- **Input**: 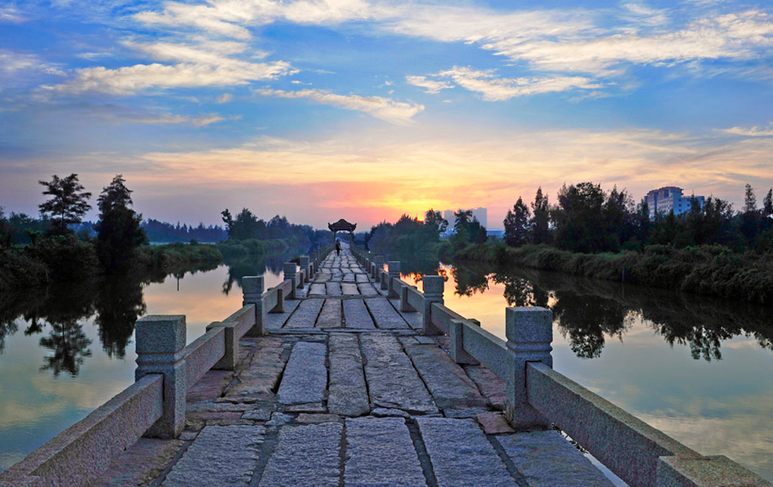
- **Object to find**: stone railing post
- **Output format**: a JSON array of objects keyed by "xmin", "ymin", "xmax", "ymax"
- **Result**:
[
  {"xmin": 422, "ymin": 275, "xmax": 444, "ymax": 335},
  {"xmin": 400, "ymin": 285, "xmax": 417, "ymax": 312},
  {"xmin": 207, "ymin": 321, "xmax": 238, "ymax": 370},
  {"xmin": 299, "ymin": 255, "xmax": 310, "ymax": 285},
  {"xmin": 373, "ymin": 256, "xmax": 384, "ymax": 279},
  {"xmin": 135, "ymin": 315, "xmax": 187, "ymax": 438},
  {"xmin": 242, "ymin": 276, "xmax": 265, "ymax": 336},
  {"xmin": 505, "ymin": 307, "xmax": 553, "ymax": 429},
  {"xmin": 283, "ymin": 262, "xmax": 297, "ymax": 299},
  {"xmin": 387, "ymin": 261, "xmax": 401, "ymax": 298}
]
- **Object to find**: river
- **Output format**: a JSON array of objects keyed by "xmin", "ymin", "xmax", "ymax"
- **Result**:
[{"xmin": 0, "ymin": 256, "xmax": 771, "ymax": 481}]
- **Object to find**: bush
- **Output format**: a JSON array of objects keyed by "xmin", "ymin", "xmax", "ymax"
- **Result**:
[{"xmin": 30, "ymin": 234, "xmax": 98, "ymax": 282}]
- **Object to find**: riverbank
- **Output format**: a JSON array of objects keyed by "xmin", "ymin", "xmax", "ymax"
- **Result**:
[{"xmin": 446, "ymin": 242, "xmax": 773, "ymax": 305}]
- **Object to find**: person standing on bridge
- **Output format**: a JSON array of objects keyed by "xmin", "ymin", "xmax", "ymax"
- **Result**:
[{"xmin": 335, "ymin": 240, "xmax": 341, "ymax": 256}]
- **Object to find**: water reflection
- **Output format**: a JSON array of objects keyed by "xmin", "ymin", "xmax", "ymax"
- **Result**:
[{"xmin": 221, "ymin": 252, "xmax": 289, "ymax": 295}]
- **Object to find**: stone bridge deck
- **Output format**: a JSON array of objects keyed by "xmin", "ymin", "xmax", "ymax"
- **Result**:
[{"xmin": 92, "ymin": 250, "xmax": 614, "ymax": 487}]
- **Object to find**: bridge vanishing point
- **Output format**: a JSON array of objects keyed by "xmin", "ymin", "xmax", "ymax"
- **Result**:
[{"xmin": 1, "ymin": 243, "xmax": 769, "ymax": 487}]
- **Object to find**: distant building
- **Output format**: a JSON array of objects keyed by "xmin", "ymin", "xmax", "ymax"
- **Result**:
[
  {"xmin": 487, "ymin": 229, "xmax": 504, "ymax": 239},
  {"xmin": 645, "ymin": 186, "xmax": 704, "ymax": 219}
]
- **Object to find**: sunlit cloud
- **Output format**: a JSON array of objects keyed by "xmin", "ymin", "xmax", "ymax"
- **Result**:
[
  {"xmin": 254, "ymin": 88, "xmax": 424, "ymax": 123},
  {"xmin": 721, "ymin": 124, "xmax": 773, "ymax": 137},
  {"xmin": 216, "ymin": 93, "xmax": 233, "ymax": 103},
  {"xmin": 405, "ymin": 75, "xmax": 453, "ymax": 94}
]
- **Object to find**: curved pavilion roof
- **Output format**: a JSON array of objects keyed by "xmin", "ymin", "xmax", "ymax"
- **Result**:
[{"xmin": 328, "ymin": 219, "xmax": 357, "ymax": 232}]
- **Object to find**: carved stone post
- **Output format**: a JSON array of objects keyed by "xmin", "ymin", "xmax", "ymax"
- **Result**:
[
  {"xmin": 400, "ymin": 285, "xmax": 417, "ymax": 312},
  {"xmin": 135, "ymin": 315, "xmax": 187, "ymax": 438},
  {"xmin": 242, "ymin": 276, "xmax": 265, "ymax": 336},
  {"xmin": 388, "ymin": 261, "xmax": 401, "ymax": 298},
  {"xmin": 505, "ymin": 307, "xmax": 553, "ymax": 429},
  {"xmin": 207, "ymin": 321, "xmax": 238, "ymax": 370},
  {"xmin": 283, "ymin": 262, "xmax": 298, "ymax": 299},
  {"xmin": 449, "ymin": 319, "xmax": 479, "ymax": 365},
  {"xmin": 421, "ymin": 275, "xmax": 444, "ymax": 336}
]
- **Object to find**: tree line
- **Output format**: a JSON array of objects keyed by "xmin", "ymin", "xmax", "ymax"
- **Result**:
[{"xmin": 503, "ymin": 182, "xmax": 773, "ymax": 253}]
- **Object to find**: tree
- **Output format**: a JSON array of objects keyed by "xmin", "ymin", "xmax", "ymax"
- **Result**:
[
  {"xmin": 453, "ymin": 209, "xmax": 473, "ymax": 232},
  {"xmin": 740, "ymin": 184, "xmax": 760, "ymax": 245},
  {"xmin": 530, "ymin": 187, "xmax": 551, "ymax": 244},
  {"xmin": 424, "ymin": 209, "xmax": 448, "ymax": 233},
  {"xmin": 94, "ymin": 175, "xmax": 146, "ymax": 272},
  {"xmin": 504, "ymin": 197, "xmax": 530, "ymax": 247},
  {"xmin": 39, "ymin": 174, "xmax": 92, "ymax": 235},
  {"xmin": 551, "ymin": 182, "xmax": 607, "ymax": 253},
  {"xmin": 0, "ymin": 207, "xmax": 11, "ymax": 248}
]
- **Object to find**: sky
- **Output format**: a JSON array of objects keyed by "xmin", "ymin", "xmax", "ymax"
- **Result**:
[{"xmin": 1, "ymin": 0, "xmax": 772, "ymax": 229}]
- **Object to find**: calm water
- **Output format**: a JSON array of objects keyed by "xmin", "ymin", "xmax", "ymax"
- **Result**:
[
  {"xmin": 1, "ymin": 257, "xmax": 772, "ymax": 481},
  {"xmin": 404, "ymin": 262, "xmax": 773, "ymax": 481}
]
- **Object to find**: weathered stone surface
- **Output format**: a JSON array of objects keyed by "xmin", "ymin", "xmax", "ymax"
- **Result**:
[
  {"xmin": 258, "ymin": 423, "xmax": 342, "ymax": 487},
  {"xmin": 328, "ymin": 333, "xmax": 370, "ymax": 417},
  {"xmin": 405, "ymin": 344, "xmax": 488, "ymax": 409},
  {"xmin": 316, "ymin": 299, "xmax": 342, "ymax": 328},
  {"xmin": 464, "ymin": 365, "xmax": 506, "ymax": 410},
  {"xmin": 391, "ymin": 298, "xmax": 423, "ymax": 330},
  {"xmin": 315, "ymin": 273, "xmax": 332, "ymax": 283},
  {"xmin": 365, "ymin": 297, "xmax": 409, "ymax": 329},
  {"xmin": 355, "ymin": 273, "xmax": 369, "ymax": 283},
  {"xmin": 360, "ymin": 334, "xmax": 437, "ymax": 414},
  {"xmin": 265, "ymin": 299, "xmax": 300, "ymax": 330},
  {"xmin": 266, "ymin": 412, "xmax": 292, "ymax": 426},
  {"xmin": 187, "ymin": 402, "xmax": 251, "ymax": 413},
  {"xmin": 325, "ymin": 282, "xmax": 342, "ymax": 296},
  {"xmin": 309, "ymin": 283, "xmax": 326, "ymax": 295},
  {"xmin": 416, "ymin": 417, "xmax": 515, "ymax": 487},
  {"xmin": 371, "ymin": 408, "xmax": 410, "ymax": 418},
  {"xmin": 161, "ymin": 425, "xmax": 265, "ymax": 487},
  {"xmin": 285, "ymin": 298, "xmax": 324, "ymax": 329},
  {"xmin": 186, "ymin": 411, "xmax": 244, "ymax": 424},
  {"xmin": 226, "ymin": 338, "xmax": 287, "ymax": 399},
  {"xmin": 295, "ymin": 413, "xmax": 341, "ymax": 423},
  {"xmin": 341, "ymin": 283, "xmax": 359, "ymax": 295},
  {"xmin": 284, "ymin": 402, "xmax": 326, "ymax": 413},
  {"xmin": 345, "ymin": 417, "xmax": 426, "ymax": 487},
  {"xmin": 357, "ymin": 283, "xmax": 378, "ymax": 296},
  {"xmin": 444, "ymin": 407, "xmax": 490, "ymax": 419},
  {"xmin": 277, "ymin": 342, "xmax": 327, "ymax": 404},
  {"xmin": 414, "ymin": 336, "xmax": 437, "ymax": 345},
  {"xmin": 242, "ymin": 408, "xmax": 272, "ymax": 421},
  {"xmin": 497, "ymin": 430, "xmax": 615, "ymax": 487},
  {"xmin": 186, "ymin": 370, "xmax": 233, "ymax": 403},
  {"xmin": 342, "ymin": 299, "xmax": 375, "ymax": 329},
  {"xmin": 476, "ymin": 412, "xmax": 515, "ymax": 435},
  {"xmin": 91, "ymin": 439, "xmax": 185, "ymax": 487}
]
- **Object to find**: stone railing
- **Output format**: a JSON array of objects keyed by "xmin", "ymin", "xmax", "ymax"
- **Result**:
[
  {"xmin": 0, "ymin": 249, "xmax": 332, "ymax": 487},
  {"xmin": 350, "ymin": 246, "xmax": 770, "ymax": 487}
]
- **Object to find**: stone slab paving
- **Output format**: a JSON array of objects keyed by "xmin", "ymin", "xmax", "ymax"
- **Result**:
[
  {"xmin": 277, "ymin": 342, "xmax": 327, "ymax": 404},
  {"xmin": 341, "ymin": 282, "xmax": 360, "ymax": 295},
  {"xmin": 357, "ymin": 283, "xmax": 379, "ymax": 296},
  {"xmin": 355, "ymin": 273, "xmax": 369, "ymax": 283},
  {"xmin": 308, "ymin": 283, "xmax": 326, "ymax": 295},
  {"xmin": 391, "ymin": 297, "xmax": 423, "ymax": 330},
  {"xmin": 225, "ymin": 337, "xmax": 287, "ymax": 400},
  {"xmin": 405, "ymin": 343, "xmax": 488, "ymax": 410},
  {"xmin": 264, "ymin": 299, "xmax": 301, "ymax": 331},
  {"xmin": 344, "ymin": 417, "xmax": 426, "ymax": 487},
  {"xmin": 92, "ymin": 439, "xmax": 185, "ymax": 487},
  {"xmin": 284, "ymin": 298, "xmax": 324, "ymax": 329},
  {"xmin": 258, "ymin": 422, "xmax": 342, "ymax": 487},
  {"xmin": 464, "ymin": 365, "xmax": 506, "ymax": 410},
  {"xmin": 417, "ymin": 417, "xmax": 516, "ymax": 487},
  {"xmin": 328, "ymin": 333, "xmax": 370, "ymax": 417},
  {"xmin": 315, "ymin": 273, "xmax": 332, "ymax": 283},
  {"xmin": 497, "ymin": 431, "xmax": 614, "ymax": 487},
  {"xmin": 360, "ymin": 333, "xmax": 438, "ymax": 414},
  {"xmin": 161, "ymin": 425, "xmax": 265, "ymax": 487},
  {"xmin": 365, "ymin": 297, "xmax": 410, "ymax": 329},
  {"xmin": 342, "ymin": 299, "xmax": 376, "ymax": 329},
  {"xmin": 325, "ymin": 281, "xmax": 343, "ymax": 296},
  {"xmin": 316, "ymin": 299, "xmax": 342, "ymax": 329}
]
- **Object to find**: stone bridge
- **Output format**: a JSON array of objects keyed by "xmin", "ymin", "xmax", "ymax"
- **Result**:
[{"xmin": 1, "ymin": 244, "xmax": 769, "ymax": 487}]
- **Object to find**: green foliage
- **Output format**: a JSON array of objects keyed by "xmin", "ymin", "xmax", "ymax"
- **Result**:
[
  {"xmin": 38, "ymin": 174, "xmax": 92, "ymax": 235},
  {"xmin": 217, "ymin": 238, "xmax": 289, "ymax": 260},
  {"xmin": 29, "ymin": 233, "xmax": 99, "ymax": 282},
  {"xmin": 504, "ymin": 197, "xmax": 530, "ymax": 247},
  {"xmin": 95, "ymin": 175, "xmax": 146, "ymax": 273},
  {"xmin": 530, "ymin": 187, "xmax": 551, "ymax": 245}
]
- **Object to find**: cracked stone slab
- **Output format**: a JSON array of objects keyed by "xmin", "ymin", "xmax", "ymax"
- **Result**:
[
  {"xmin": 285, "ymin": 299, "xmax": 324, "ymax": 329},
  {"xmin": 309, "ymin": 283, "xmax": 326, "ymax": 295},
  {"xmin": 464, "ymin": 365, "xmax": 506, "ymax": 410},
  {"xmin": 325, "ymin": 281, "xmax": 342, "ymax": 296},
  {"xmin": 391, "ymin": 298, "xmax": 423, "ymax": 330},
  {"xmin": 497, "ymin": 430, "xmax": 615, "ymax": 487},
  {"xmin": 258, "ymin": 423, "xmax": 342, "ymax": 487},
  {"xmin": 186, "ymin": 370, "xmax": 233, "ymax": 403},
  {"xmin": 416, "ymin": 417, "xmax": 515, "ymax": 487},
  {"xmin": 226, "ymin": 339, "xmax": 287, "ymax": 399},
  {"xmin": 341, "ymin": 282, "xmax": 360, "ymax": 295},
  {"xmin": 91, "ymin": 439, "xmax": 185, "ymax": 487},
  {"xmin": 365, "ymin": 297, "xmax": 410, "ymax": 329},
  {"xmin": 265, "ymin": 300, "xmax": 300, "ymax": 330},
  {"xmin": 316, "ymin": 299, "xmax": 342, "ymax": 328},
  {"xmin": 277, "ymin": 341, "xmax": 327, "ymax": 405},
  {"xmin": 161, "ymin": 425, "xmax": 265, "ymax": 487},
  {"xmin": 328, "ymin": 333, "xmax": 370, "ymax": 417},
  {"xmin": 343, "ymin": 299, "xmax": 376, "ymax": 329},
  {"xmin": 360, "ymin": 334, "xmax": 437, "ymax": 414},
  {"xmin": 405, "ymin": 344, "xmax": 488, "ymax": 409},
  {"xmin": 476, "ymin": 412, "xmax": 515, "ymax": 435},
  {"xmin": 345, "ymin": 417, "xmax": 426, "ymax": 487}
]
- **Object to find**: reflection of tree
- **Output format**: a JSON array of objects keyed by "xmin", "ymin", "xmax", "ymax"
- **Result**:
[
  {"xmin": 221, "ymin": 250, "xmax": 302, "ymax": 295},
  {"xmin": 452, "ymin": 265, "xmax": 490, "ymax": 297},
  {"xmin": 0, "ymin": 320, "xmax": 18, "ymax": 353},
  {"xmin": 551, "ymin": 294, "xmax": 631, "ymax": 359},
  {"xmin": 94, "ymin": 277, "xmax": 146, "ymax": 359},
  {"xmin": 39, "ymin": 318, "xmax": 92, "ymax": 377},
  {"xmin": 491, "ymin": 272, "xmax": 550, "ymax": 308}
]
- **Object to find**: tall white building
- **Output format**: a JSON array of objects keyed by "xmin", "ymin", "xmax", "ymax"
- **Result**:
[{"xmin": 646, "ymin": 187, "xmax": 704, "ymax": 219}]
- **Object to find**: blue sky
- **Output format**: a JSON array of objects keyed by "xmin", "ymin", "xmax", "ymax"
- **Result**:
[{"xmin": 1, "ymin": 0, "xmax": 772, "ymax": 228}]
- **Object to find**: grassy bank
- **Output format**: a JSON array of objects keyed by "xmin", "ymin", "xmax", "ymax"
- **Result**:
[
  {"xmin": 451, "ymin": 242, "xmax": 773, "ymax": 305},
  {"xmin": 217, "ymin": 238, "xmax": 289, "ymax": 260}
]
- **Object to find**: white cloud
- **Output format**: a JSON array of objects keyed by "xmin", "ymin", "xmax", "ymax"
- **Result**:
[
  {"xmin": 254, "ymin": 88, "xmax": 423, "ymax": 123},
  {"xmin": 0, "ymin": 5, "xmax": 29, "ymax": 23},
  {"xmin": 127, "ymin": 112, "xmax": 226, "ymax": 126},
  {"xmin": 435, "ymin": 67, "xmax": 600, "ymax": 101},
  {"xmin": 721, "ymin": 124, "xmax": 773, "ymax": 137},
  {"xmin": 405, "ymin": 75, "xmax": 453, "ymax": 94},
  {"xmin": 216, "ymin": 93, "xmax": 233, "ymax": 103}
]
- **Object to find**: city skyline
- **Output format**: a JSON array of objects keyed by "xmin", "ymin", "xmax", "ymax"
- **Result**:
[{"xmin": 1, "ymin": 0, "xmax": 773, "ymax": 229}]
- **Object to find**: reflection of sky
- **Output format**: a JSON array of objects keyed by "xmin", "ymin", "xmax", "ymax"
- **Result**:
[
  {"xmin": 0, "ymin": 265, "xmax": 270, "ymax": 472},
  {"xmin": 408, "ymin": 268, "xmax": 773, "ymax": 481}
]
